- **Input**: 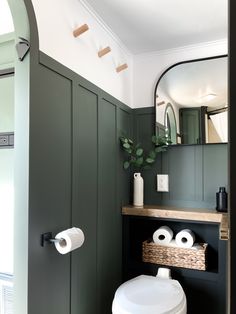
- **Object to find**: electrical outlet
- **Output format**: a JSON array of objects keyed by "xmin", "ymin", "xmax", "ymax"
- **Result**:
[
  {"xmin": 157, "ymin": 174, "xmax": 169, "ymax": 192},
  {"xmin": 0, "ymin": 135, "xmax": 8, "ymax": 146},
  {"xmin": 0, "ymin": 133, "xmax": 14, "ymax": 147}
]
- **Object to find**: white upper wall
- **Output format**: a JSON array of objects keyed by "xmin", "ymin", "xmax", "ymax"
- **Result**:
[
  {"xmin": 31, "ymin": 0, "xmax": 133, "ymax": 107},
  {"xmin": 133, "ymin": 40, "xmax": 227, "ymax": 108},
  {"xmin": 31, "ymin": 1, "xmax": 227, "ymax": 109}
]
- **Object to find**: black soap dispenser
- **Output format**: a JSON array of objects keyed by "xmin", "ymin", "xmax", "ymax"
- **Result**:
[{"xmin": 216, "ymin": 187, "xmax": 227, "ymax": 212}]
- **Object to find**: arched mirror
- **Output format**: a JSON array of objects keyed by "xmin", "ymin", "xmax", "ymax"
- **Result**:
[{"xmin": 155, "ymin": 55, "xmax": 228, "ymax": 145}]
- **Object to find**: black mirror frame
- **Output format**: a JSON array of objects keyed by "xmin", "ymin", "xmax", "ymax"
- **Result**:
[{"xmin": 154, "ymin": 54, "xmax": 228, "ymax": 146}]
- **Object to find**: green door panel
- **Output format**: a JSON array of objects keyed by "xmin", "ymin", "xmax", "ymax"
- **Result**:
[
  {"xmin": 25, "ymin": 51, "xmax": 133, "ymax": 314},
  {"xmin": 28, "ymin": 65, "xmax": 72, "ymax": 314}
]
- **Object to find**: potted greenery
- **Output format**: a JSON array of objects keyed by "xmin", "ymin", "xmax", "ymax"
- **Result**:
[
  {"xmin": 120, "ymin": 134, "xmax": 170, "ymax": 170},
  {"xmin": 120, "ymin": 134, "xmax": 170, "ymax": 206}
]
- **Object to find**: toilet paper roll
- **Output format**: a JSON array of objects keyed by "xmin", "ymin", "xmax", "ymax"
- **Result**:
[
  {"xmin": 175, "ymin": 229, "xmax": 195, "ymax": 248},
  {"xmin": 54, "ymin": 227, "xmax": 85, "ymax": 254},
  {"xmin": 153, "ymin": 226, "xmax": 174, "ymax": 245}
]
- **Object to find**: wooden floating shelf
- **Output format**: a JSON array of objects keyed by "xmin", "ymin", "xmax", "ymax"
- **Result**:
[
  {"xmin": 98, "ymin": 46, "xmax": 111, "ymax": 58},
  {"xmin": 122, "ymin": 205, "xmax": 229, "ymax": 240},
  {"xmin": 116, "ymin": 63, "xmax": 128, "ymax": 73},
  {"xmin": 73, "ymin": 24, "xmax": 89, "ymax": 37}
]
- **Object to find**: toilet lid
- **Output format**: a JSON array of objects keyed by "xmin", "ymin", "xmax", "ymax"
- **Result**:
[{"xmin": 113, "ymin": 275, "xmax": 185, "ymax": 314}]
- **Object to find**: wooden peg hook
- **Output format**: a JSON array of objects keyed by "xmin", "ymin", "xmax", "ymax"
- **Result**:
[
  {"xmin": 73, "ymin": 24, "xmax": 89, "ymax": 37},
  {"xmin": 98, "ymin": 46, "xmax": 111, "ymax": 58},
  {"xmin": 116, "ymin": 63, "xmax": 128, "ymax": 73}
]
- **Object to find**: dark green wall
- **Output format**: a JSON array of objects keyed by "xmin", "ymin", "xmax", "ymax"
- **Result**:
[
  {"xmin": 27, "ymin": 52, "xmax": 227, "ymax": 314},
  {"xmin": 28, "ymin": 52, "xmax": 132, "ymax": 314},
  {"xmin": 133, "ymin": 107, "xmax": 228, "ymax": 209},
  {"xmin": 132, "ymin": 107, "xmax": 227, "ymax": 313},
  {"xmin": 133, "ymin": 107, "xmax": 163, "ymax": 205}
]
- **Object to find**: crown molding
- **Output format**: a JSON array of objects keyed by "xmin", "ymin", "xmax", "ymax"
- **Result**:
[
  {"xmin": 79, "ymin": 0, "xmax": 132, "ymax": 57},
  {"xmin": 134, "ymin": 38, "xmax": 228, "ymax": 59}
]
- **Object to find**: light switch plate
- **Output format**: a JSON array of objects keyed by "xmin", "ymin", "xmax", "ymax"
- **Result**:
[{"xmin": 157, "ymin": 174, "xmax": 169, "ymax": 192}]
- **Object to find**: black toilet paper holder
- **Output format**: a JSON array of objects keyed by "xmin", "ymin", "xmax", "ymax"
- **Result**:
[{"xmin": 41, "ymin": 232, "xmax": 63, "ymax": 247}]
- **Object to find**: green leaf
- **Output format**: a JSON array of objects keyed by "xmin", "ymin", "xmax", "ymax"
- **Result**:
[
  {"xmin": 154, "ymin": 135, "xmax": 170, "ymax": 146},
  {"xmin": 151, "ymin": 135, "xmax": 157, "ymax": 144},
  {"xmin": 136, "ymin": 157, "xmax": 143, "ymax": 166},
  {"xmin": 123, "ymin": 143, "xmax": 130, "ymax": 149},
  {"xmin": 146, "ymin": 158, "xmax": 155, "ymax": 164},
  {"xmin": 136, "ymin": 148, "xmax": 143, "ymax": 156},
  {"xmin": 120, "ymin": 134, "xmax": 168, "ymax": 171},
  {"xmin": 123, "ymin": 161, "xmax": 130, "ymax": 169},
  {"xmin": 155, "ymin": 147, "xmax": 165, "ymax": 153},
  {"xmin": 149, "ymin": 150, "xmax": 156, "ymax": 159},
  {"xmin": 135, "ymin": 143, "xmax": 141, "ymax": 149}
]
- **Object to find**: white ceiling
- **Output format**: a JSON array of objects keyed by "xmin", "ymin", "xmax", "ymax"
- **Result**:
[
  {"xmin": 84, "ymin": 0, "xmax": 228, "ymax": 54},
  {"xmin": 0, "ymin": 0, "xmax": 14, "ymax": 36}
]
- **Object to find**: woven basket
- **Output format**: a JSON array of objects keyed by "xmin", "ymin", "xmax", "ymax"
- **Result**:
[{"xmin": 142, "ymin": 240, "xmax": 208, "ymax": 271}]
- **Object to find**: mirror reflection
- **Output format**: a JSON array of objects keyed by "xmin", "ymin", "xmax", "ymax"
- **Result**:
[{"xmin": 155, "ymin": 56, "xmax": 228, "ymax": 145}]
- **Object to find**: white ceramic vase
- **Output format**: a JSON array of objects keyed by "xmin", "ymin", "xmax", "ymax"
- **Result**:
[{"xmin": 133, "ymin": 172, "xmax": 144, "ymax": 206}]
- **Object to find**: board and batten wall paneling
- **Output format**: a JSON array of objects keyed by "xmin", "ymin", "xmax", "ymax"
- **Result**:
[
  {"xmin": 133, "ymin": 107, "xmax": 163, "ymax": 205},
  {"xmin": 161, "ymin": 145, "xmax": 205, "ymax": 207},
  {"xmin": 97, "ymin": 91, "xmax": 133, "ymax": 313},
  {"xmin": 134, "ymin": 107, "xmax": 155, "ymax": 152},
  {"xmin": 133, "ymin": 108, "xmax": 228, "ymax": 209},
  {"xmin": 71, "ymin": 83, "xmax": 99, "ymax": 314},
  {"xmin": 29, "ymin": 63, "xmax": 72, "ymax": 314},
  {"xmin": 117, "ymin": 107, "xmax": 134, "ymax": 206},
  {"xmin": 30, "ymin": 52, "xmax": 133, "ymax": 314},
  {"xmin": 97, "ymin": 97, "xmax": 118, "ymax": 313},
  {"xmin": 203, "ymin": 144, "xmax": 228, "ymax": 204}
]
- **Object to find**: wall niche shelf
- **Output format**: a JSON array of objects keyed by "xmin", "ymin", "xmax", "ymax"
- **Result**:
[
  {"xmin": 122, "ymin": 205, "xmax": 228, "ymax": 314},
  {"xmin": 122, "ymin": 205, "xmax": 229, "ymax": 240}
]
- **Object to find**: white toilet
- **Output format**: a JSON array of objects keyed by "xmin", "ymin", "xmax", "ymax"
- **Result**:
[{"xmin": 112, "ymin": 268, "xmax": 187, "ymax": 314}]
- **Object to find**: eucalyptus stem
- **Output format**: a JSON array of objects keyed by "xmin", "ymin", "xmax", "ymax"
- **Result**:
[{"xmin": 120, "ymin": 134, "xmax": 170, "ymax": 170}]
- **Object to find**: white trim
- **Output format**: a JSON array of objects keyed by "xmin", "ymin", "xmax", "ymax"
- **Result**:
[
  {"xmin": 134, "ymin": 38, "xmax": 228, "ymax": 59},
  {"xmin": 79, "ymin": 0, "xmax": 132, "ymax": 57}
]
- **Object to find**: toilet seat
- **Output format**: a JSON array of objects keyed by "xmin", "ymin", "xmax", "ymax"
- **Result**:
[{"xmin": 112, "ymin": 275, "xmax": 186, "ymax": 314}]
